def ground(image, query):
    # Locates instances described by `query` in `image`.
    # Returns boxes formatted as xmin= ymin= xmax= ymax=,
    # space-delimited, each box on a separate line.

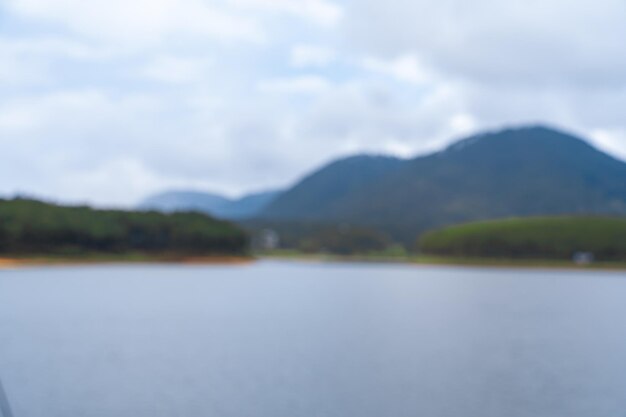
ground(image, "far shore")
xmin=2 ymin=252 xmax=625 ymax=271
xmin=259 ymin=251 xmax=626 ymax=271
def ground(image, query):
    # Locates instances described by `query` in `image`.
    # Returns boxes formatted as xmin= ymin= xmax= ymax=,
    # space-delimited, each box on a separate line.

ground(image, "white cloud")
xmin=258 ymin=75 xmax=332 ymax=94
xmin=0 ymin=36 xmax=118 ymax=88
xmin=0 ymin=51 xmax=46 ymax=85
xmin=140 ymin=56 xmax=212 ymax=84
xmin=295 ymin=80 xmax=469 ymax=156
xmin=0 ymin=36 xmax=110 ymax=61
xmin=0 ymin=90 xmax=161 ymax=137
xmin=448 ymin=113 xmax=477 ymax=136
xmin=589 ymin=129 xmax=626 ymax=162
xmin=361 ymin=54 xmax=433 ymax=85
xmin=55 ymin=157 xmax=168 ymax=208
xmin=8 ymin=0 xmax=265 ymax=46
xmin=290 ymin=45 xmax=336 ymax=68
xmin=229 ymin=0 xmax=342 ymax=26
xmin=345 ymin=0 xmax=626 ymax=88
xmin=0 ymin=106 xmax=37 ymax=131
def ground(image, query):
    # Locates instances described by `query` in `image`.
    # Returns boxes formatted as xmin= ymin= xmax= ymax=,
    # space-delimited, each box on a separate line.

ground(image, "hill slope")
xmin=261 ymin=155 xmax=404 ymax=219
xmin=259 ymin=126 xmax=626 ymax=243
xmin=139 ymin=189 xmax=281 ymax=220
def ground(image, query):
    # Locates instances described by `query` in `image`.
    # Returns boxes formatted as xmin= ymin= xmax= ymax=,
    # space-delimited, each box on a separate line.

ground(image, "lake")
xmin=1 ymin=261 xmax=626 ymax=417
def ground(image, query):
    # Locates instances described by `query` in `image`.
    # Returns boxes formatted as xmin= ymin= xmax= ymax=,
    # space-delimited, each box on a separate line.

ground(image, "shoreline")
xmin=0 ymin=255 xmax=254 ymax=269
xmin=2 ymin=253 xmax=625 ymax=271
xmin=259 ymin=253 xmax=626 ymax=271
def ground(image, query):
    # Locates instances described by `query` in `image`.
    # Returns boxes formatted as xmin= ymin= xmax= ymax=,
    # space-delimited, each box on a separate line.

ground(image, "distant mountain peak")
xmin=323 ymin=153 xmax=403 ymax=167
xmin=492 ymin=124 xmax=585 ymax=140
xmin=444 ymin=124 xmax=587 ymax=154
xmin=139 ymin=189 xmax=282 ymax=220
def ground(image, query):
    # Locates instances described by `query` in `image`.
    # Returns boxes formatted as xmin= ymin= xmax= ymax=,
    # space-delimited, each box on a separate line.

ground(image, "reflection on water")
xmin=1 ymin=261 xmax=626 ymax=417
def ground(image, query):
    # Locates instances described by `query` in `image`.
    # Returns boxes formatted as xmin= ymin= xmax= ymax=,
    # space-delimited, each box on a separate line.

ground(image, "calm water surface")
xmin=1 ymin=261 xmax=626 ymax=417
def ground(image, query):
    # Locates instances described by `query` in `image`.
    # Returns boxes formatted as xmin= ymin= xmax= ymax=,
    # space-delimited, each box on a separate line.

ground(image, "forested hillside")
xmin=0 ymin=199 xmax=248 ymax=256
xmin=259 ymin=126 xmax=626 ymax=244
xmin=262 ymin=155 xmax=403 ymax=219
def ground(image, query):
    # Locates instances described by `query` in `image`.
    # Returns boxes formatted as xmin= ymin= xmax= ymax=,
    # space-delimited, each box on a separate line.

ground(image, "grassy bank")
xmin=411 ymin=254 xmax=626 ymax=270
xmin=259 ymin=250 xmax=626 ymax=270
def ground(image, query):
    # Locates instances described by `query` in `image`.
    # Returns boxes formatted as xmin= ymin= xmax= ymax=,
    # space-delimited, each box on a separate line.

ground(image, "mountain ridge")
xmin=261 ymin=154 xmax=405 ymax=220
xmin=258 ymin=125 xmax=626 ymax=243
xmin=139 ymin=189 xmax=281 ymax=220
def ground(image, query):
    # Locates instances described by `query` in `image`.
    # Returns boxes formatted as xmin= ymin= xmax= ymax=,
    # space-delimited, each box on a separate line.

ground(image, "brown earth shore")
xmin=0 ymin=254 xmax=254 ymax=269
xmin=2 ymin=253 xmax=625 ymax=271
xmin=0 ymin=258 xmax=19 ymax=268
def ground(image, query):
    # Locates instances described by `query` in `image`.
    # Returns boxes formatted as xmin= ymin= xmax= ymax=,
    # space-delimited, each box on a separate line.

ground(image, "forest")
xmin=419 ymin=216 xmax=626 ymax=261
xmin=0 ymin=198 xmax=249 ymax=257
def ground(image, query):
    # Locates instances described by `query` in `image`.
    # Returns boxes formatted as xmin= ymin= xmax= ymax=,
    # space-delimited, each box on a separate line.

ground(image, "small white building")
xmin=573 ymin=251 xmax=594 ymax=265
xmin=258 ymin=229 xmax=280 ymax=250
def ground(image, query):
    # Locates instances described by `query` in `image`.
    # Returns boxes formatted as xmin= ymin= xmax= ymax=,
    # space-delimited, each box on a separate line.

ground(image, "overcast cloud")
xmin=1 ymin=0 xmax=625 ymax=206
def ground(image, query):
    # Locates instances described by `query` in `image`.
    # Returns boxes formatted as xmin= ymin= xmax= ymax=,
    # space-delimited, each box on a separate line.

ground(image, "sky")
xmin=1 ymin=0 xmax=626 ymax=207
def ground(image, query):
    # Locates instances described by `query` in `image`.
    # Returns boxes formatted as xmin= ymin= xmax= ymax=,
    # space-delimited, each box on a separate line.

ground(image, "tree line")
xmin=0 ymin=199 xmax=248 ymax=256
xmin=419 ymin=216 xmax=626 ymax=261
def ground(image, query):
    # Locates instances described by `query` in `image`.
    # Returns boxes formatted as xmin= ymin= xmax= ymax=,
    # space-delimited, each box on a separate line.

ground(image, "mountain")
xmin=223 ymin=190 xmax=283 ymax=219
xmin=262 ymin=155 xmax=404 ymax=219
xmin=139 ymin=189 xmax=281 ymax=220
xmin=259 ymin=125 xmax=626 ymax=244
xmin=139 ymin=191 xmax=230 ymax=213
